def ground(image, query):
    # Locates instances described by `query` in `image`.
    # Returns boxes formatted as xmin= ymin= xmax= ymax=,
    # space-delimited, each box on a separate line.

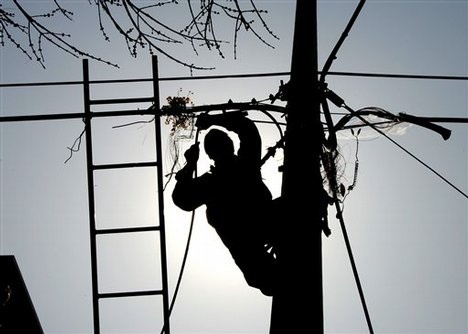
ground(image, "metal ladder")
xmin=82 ymin=56 xmax=170 ymax=334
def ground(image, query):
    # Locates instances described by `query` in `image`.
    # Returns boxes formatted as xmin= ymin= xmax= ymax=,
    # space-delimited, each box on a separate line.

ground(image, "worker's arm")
xmin=172 ymin=143 xmax=207 ymax=211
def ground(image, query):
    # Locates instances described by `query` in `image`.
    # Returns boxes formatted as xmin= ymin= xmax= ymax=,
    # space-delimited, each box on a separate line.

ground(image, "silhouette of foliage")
xmin=1 ymin=0 xmax=278 ymax=69
xmin=163 ymin=92 xmax=195 ymax=135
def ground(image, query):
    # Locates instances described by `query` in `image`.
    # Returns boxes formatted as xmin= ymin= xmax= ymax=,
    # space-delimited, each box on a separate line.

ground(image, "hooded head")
xmin=203 ymin=128 xmax=235 ymax=164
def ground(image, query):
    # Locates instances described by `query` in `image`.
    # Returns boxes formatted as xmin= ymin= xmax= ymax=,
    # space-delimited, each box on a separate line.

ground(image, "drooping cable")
xmin=333 ymin=191 xmax=375 ymax=334
xmin=322 ymin=144 xmax=375 ymax=334
xmin=161 ymin=209 xmax=196 ymax=334
xmin=160 ymin=128 xmax=200 ymax=334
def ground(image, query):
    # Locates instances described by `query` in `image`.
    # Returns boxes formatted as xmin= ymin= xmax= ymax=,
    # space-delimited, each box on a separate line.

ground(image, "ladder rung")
xmin=90 ymin=97 xmax=154 ymax=105
xmin=98 ymin=289 xmax=164 ymax=299
xmin=93 ymin=161 xmax=159 ymax=170
xmin=96 ymin=226 xmax=161 ymax=235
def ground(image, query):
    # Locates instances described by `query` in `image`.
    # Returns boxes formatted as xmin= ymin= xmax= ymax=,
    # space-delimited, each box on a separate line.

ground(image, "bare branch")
xmin=1 ymin=0 xmax=277 ymax=70
xmin=53 ymin=0 xmax=74 ymax=21
xmin=64 ymin=124 xmax=86 ymax=164
xmin=3 ymin=1 xmax=119 ymax=67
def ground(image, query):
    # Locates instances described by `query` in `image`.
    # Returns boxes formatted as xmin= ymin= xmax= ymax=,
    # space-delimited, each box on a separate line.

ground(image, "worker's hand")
xmin=195 ymin=113 xmax=212 ymax=130
xmin=184 ymin=142 xmax=200 ymax=165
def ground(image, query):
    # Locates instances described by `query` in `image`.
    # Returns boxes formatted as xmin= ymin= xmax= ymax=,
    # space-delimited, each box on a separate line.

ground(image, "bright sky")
xmin=1 ymin=1 xmax=467 ymax=334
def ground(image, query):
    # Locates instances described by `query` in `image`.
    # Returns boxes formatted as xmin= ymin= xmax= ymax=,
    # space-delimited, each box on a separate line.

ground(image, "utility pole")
xmin=270 ymin=0 xmax=324 ymax=333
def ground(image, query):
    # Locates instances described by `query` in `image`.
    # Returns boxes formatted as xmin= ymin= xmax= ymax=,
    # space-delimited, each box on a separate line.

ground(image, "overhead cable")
xmin=2 ymin=71 xmax=468 ymax=88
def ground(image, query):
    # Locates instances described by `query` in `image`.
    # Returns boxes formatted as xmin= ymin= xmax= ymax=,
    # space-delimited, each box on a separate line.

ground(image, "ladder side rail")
xmin=152 ymin=55 xmax=171 ymax=334
xmin=83 ymin=59 xmax=101 ymax=334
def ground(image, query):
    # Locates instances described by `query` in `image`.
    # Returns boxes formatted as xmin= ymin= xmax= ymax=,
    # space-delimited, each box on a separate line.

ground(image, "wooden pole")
xmin=270 ymin=0 xmax=323 ymax=332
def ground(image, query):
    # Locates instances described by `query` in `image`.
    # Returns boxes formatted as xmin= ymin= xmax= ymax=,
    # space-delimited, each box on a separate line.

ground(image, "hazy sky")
xmin=1 ymin=1 xmax=467 ymax=333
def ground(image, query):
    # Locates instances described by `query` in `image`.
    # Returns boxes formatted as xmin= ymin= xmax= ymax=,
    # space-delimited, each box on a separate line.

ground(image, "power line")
xmin=329 ymin=71 xmax=468 ymax=81
xmin=0 ymin=72 xmax=289 ymax=88
xmin=1 ymin=71 xmax=468 ymax=88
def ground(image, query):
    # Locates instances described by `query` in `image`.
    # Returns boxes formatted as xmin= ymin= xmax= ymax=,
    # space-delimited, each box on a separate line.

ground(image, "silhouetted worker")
xmin=172 ymin=111 xmax=277 ymax=296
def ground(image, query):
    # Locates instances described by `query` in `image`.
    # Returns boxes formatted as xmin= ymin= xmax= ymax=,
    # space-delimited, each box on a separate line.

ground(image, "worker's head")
xmin=204 ymin=128 xmax=235 ymax=163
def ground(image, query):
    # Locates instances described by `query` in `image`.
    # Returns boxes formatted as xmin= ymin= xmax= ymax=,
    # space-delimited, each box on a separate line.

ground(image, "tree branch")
xmin=1 ymin=0 xmax=277 ymax=70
